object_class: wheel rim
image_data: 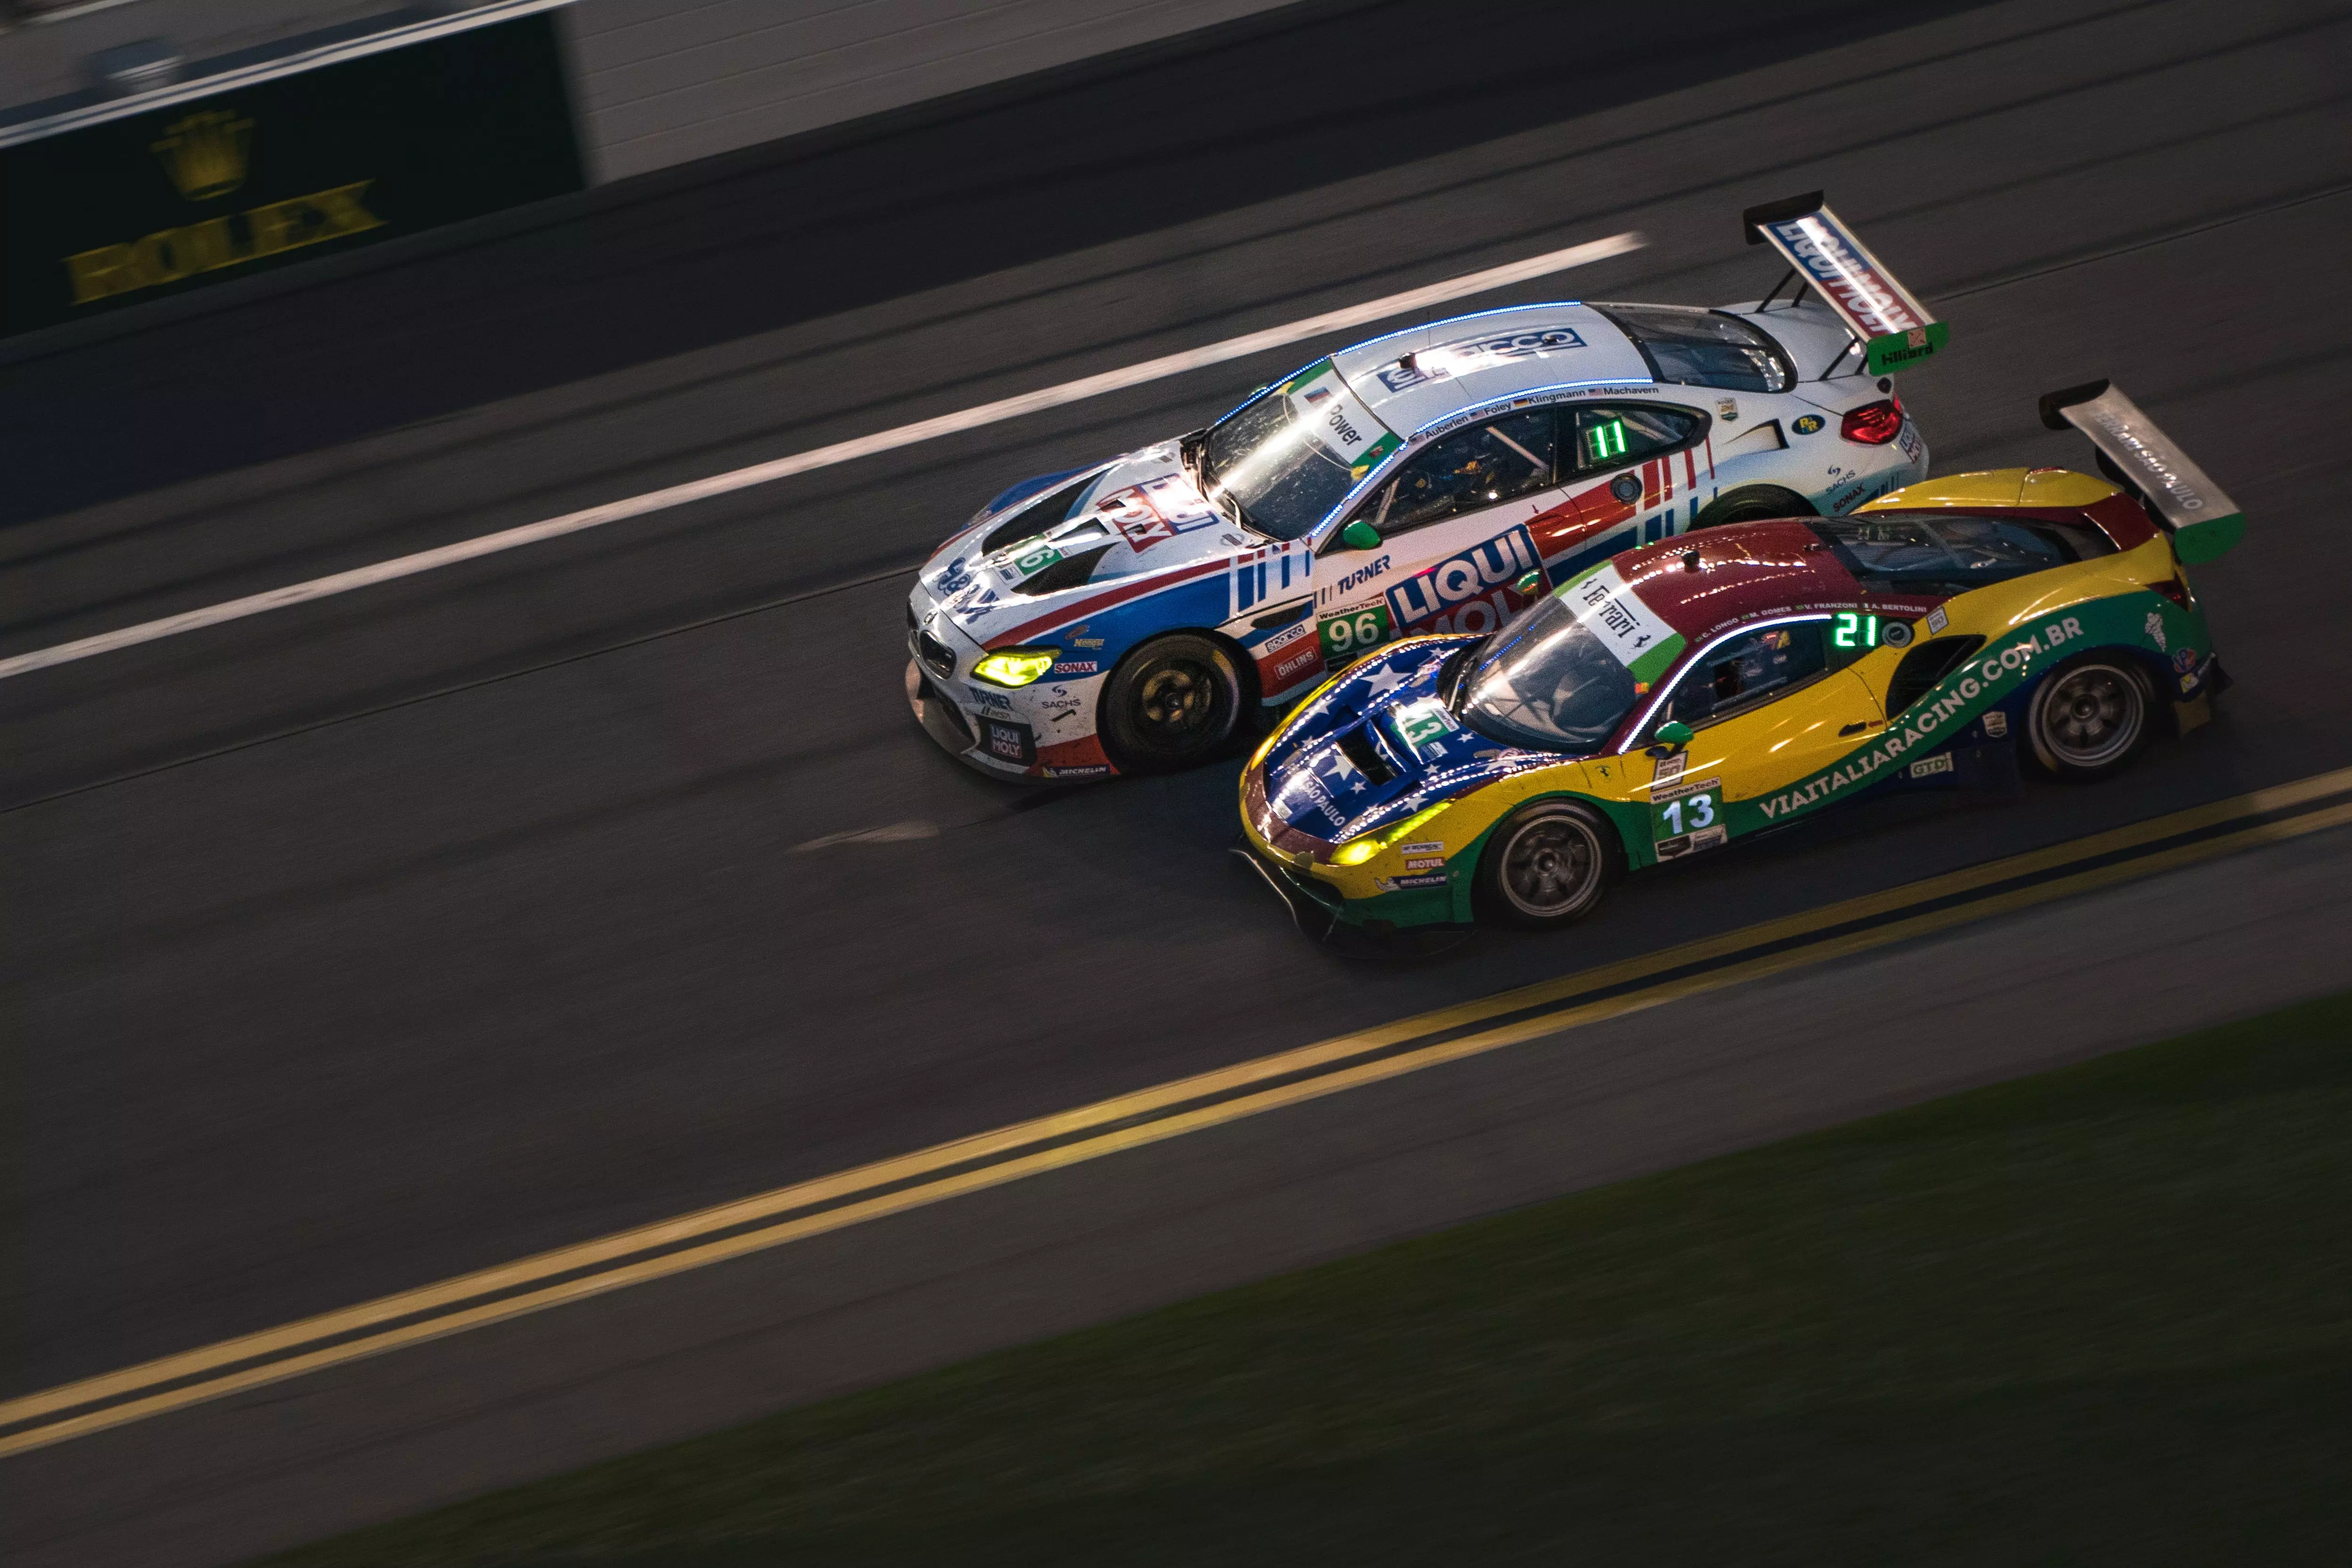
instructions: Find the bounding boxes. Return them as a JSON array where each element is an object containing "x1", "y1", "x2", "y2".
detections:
[
  {"x1": 2039, "y1": 665, "x2": 2142, "y2": 768},
  {"x1": 1500, "y1": 814, "x2": 1601, "y2": 918},
  {"x1": 1133, "y1": 659, "x2": 1220, "y2": 747}
]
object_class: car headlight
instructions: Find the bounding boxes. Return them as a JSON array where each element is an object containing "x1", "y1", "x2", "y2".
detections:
[
  {"x1": 1329, "y1": 801, "x2": 1450, "y2": 866},
  {"x1": 970, "y1": 648, "x2": 1058, "y2": 688}
]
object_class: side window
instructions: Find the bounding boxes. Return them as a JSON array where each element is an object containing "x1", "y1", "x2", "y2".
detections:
[
  {"x1": 1931, "y1": 516, "x2": 2074, "y2": 573},
  {"x1": 1657, "y1": 621, "x2": 1828, "y2": 730},
  {"x1": 1592, "y1": 304, "x2": 1795, "y2": 393},
  {"x1": 1571, "y1": 405, "x2": 1706, "y2": 475},
  {"x1": 1356, "y1": 411, "x2": 1557, "y2": 534}
]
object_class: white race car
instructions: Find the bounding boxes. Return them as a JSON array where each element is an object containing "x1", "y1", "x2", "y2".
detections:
[{"x1": 907, "y1": 196, "x2": 1941, "y2": 779}]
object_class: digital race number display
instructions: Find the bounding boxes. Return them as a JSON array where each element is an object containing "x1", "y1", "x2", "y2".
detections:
[
  {"x1": 1832, "y1": 611, "x2": 1884, "y2": 649},
  {"x1": 1582, "y1": 416, "x2": 1629, "y2": 465}
]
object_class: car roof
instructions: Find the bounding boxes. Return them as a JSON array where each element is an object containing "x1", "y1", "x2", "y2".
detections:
[
  {"x1": 1616, "y1": 519, "x2": 1859, "y2": 646},
  {"x1": 1329, "y1": 303, "x2": 1655, "y2": 438}
]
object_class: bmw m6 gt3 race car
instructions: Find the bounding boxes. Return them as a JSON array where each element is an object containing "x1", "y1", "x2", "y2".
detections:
[
  {"x1": 1236, "y1": 382, "x2": 2240, "y2": 936},
  {"x1": 906, "y1": 197, "x2": 1941, "y2": 781}
]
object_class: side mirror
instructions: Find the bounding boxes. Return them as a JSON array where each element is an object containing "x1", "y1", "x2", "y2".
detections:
[
  {"x1": 1652, "y1": 719, "x2": 1694, "y2": 750},
  {"x1": 1340, "y1": 519, "x2": 1383, "y2": 551}
]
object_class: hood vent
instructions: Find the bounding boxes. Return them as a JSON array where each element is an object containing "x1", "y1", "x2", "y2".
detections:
[
  {"x1": 1885, "y1": 635, "x2": 1984, "y2": 716},
  {"x1": 1012, "y1": 543, "x2": 1116, "y2": 596},
  {"x1": 1336, "y1": 727, "x2": 1397, "y2": 786},
  {"x1": 980, "y1": 474, "x2": 1096, "y2": 556}
]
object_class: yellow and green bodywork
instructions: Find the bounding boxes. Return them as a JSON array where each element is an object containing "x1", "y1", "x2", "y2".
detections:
[{"x1": 1240, "y1": 470, "x2": 2221, "y2": 931}]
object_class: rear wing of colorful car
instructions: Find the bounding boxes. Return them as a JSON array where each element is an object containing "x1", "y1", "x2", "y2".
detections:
[
  {"x1": 1743, "y1": 192, "x2": 1946, "y2": 375},
  {"x1": 2040, "y1": 380, "x2": 2245, "y2": 563}
]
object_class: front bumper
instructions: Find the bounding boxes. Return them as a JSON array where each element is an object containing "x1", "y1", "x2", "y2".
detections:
[
  {"x1": 904, "y1": 658, "x2": 1047, "y2": 780},
  {"x1": 1236, "y1": 766, "x2": 1467, "y2": 935}
]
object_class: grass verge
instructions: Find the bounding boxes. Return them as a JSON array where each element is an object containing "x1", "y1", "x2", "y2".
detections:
[{"x1": 264, "y1": 993, "x2": 2352, "y2": 1566}]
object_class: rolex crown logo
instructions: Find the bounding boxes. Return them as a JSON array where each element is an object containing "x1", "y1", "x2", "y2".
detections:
[{"x1": 152, "y1": 110, "x2": 254, "y2": 202}]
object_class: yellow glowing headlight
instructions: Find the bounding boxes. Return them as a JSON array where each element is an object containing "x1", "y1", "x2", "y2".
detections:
[
  {"x1": 970, "y1": 648, "x2": 1058, "y2": 687},
  {"x1": 1327, "y1": 802, "x2": 1451, "y2": 867}
]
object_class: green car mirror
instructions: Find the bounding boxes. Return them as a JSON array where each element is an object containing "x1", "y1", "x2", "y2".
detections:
[
  {"x1": 1340, "y1": 519, "x2": 1383, "y2": 551},
  {"x1": 1653, "y1": 720, "x2": 1695, "y2": 749},
  {"x1": 1515, "y1": 570, "x2": 1545, "y2": 597}
]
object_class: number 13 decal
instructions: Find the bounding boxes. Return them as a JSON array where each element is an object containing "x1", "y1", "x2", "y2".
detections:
[
  {"x1": 1650, "y1": 780, "x2": 1724, "y2": 857},
  {"x1": 1658, "y1": 791, "x2": 1716, "y2": 835}
]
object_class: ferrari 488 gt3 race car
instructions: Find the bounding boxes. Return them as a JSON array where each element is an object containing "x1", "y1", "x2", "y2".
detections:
[
  {"x1": 907, "y1": 197, "x2": 1941, "y2": 781},
  {"x1": 1236, "y1": 382, "x2": 2241, "y2": 936}
]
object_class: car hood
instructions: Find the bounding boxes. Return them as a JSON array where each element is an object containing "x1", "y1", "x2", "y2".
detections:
[
  {"x1": 919, "y1": 442, "x2": 1258, "y2": 637},
  {"x1": 1254, "y1": 638, "x2": 1561, "y2": 846}
]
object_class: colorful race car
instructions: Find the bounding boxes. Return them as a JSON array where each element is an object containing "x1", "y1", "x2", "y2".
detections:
[
  {"x1": 1236, "y1": 382, "x2": 2240, "y2": 936},
  {"x1": 906, "y1": 197, "x2": 1941, "y2": 780}
]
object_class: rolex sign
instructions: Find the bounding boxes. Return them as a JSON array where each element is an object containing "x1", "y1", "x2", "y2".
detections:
[{"x1": 0, "y1": 12, "x2": 583, "y2": 338}]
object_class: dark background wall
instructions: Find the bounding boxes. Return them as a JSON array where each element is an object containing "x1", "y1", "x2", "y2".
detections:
[{"x1": 0, "y1": 0, "x2": 1988, "y2": 531}]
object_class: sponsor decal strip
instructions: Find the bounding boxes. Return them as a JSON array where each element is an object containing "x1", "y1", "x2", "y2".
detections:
[
  {"x1": 10, "y1": 764, "x2": 2351, "y2": 1458},
  {"x1": 0, "y1": 232, "x2": 1644, "y2": 683},
  {"x1": 1736, "y1": 594, "x2": 2163, "y2": 834},
  {"x1": 983, "y1": 555, "x2": 1230, "y2": 651}
]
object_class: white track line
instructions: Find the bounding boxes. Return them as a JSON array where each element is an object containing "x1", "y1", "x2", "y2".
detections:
[{"x1": 0, "y1": 231, "x2": 1643, "y2": 683}]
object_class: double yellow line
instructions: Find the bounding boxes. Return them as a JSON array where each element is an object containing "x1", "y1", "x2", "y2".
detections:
[{"x1": 6, "y1": 765, "x2": 2349, "y2": 1459}]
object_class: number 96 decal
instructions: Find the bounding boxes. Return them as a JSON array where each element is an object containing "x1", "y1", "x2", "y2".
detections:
[
  {"x1": 1651, "y1": 778, "x2": 1727, "y2": 860},
  {"x1": 1319, "y1": 604, "x2": 1392, "y2": 661}
]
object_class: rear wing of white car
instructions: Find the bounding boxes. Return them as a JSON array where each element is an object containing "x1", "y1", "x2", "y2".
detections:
[
  {"x1": 2040, "y1": 380, "x2": 2245, "y2": 563},
  {"x1": 1743, "y1": 192, "x2": 1946, "y2": 375}
]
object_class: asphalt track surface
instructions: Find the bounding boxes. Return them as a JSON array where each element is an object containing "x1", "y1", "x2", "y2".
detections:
[{"x1": 5, "y1": 0, "x2": 2352, "y2": 1560}]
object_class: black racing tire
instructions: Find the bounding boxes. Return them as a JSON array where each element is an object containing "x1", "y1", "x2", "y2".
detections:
[
  {"x1": 2026, "y1": 653, "x2": 2153, "y2": 782},
  {"x1": 1690, "y1": 485, "x2": 1814, "y2": 531},
  {"x1": 1474, "y1": 799, "x2": 1623, "y2": 929},
  {"x1": 1099, "y1": 633, "x2": 1242, "y2": 772}
]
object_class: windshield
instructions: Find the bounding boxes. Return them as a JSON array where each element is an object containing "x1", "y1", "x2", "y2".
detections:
[
  {"x1": 1457, "y1": 592, "x2": 1639, "y2": 753},
  {"x1": 1200, "y1": 360, "x2": 1402, "y2": 541}
]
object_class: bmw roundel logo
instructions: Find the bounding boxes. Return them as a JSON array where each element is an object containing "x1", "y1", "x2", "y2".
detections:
[{"x1": 1792, "y1": 414, "x2": 1826, "y2": 436}]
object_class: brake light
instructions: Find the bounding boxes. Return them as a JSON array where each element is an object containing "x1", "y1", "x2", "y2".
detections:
[
  {"x1": 1840, "y1": 398, "x2": 1905, "y2": 445},
  {"x1": 2153, "y1": 574, "x2": 2194, "y2": 611}
]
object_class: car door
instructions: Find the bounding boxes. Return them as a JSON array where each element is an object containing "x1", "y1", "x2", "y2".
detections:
[
  {"x1": 1312, "y1": 408, "x2": 1561, "y2": 664},
  {"x1": 1622, "y1": 615, "x2": 1883, "y2": 860},
  {"x1": 1521, "y1": 401, "x2": 1714, "y2": 578}
]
